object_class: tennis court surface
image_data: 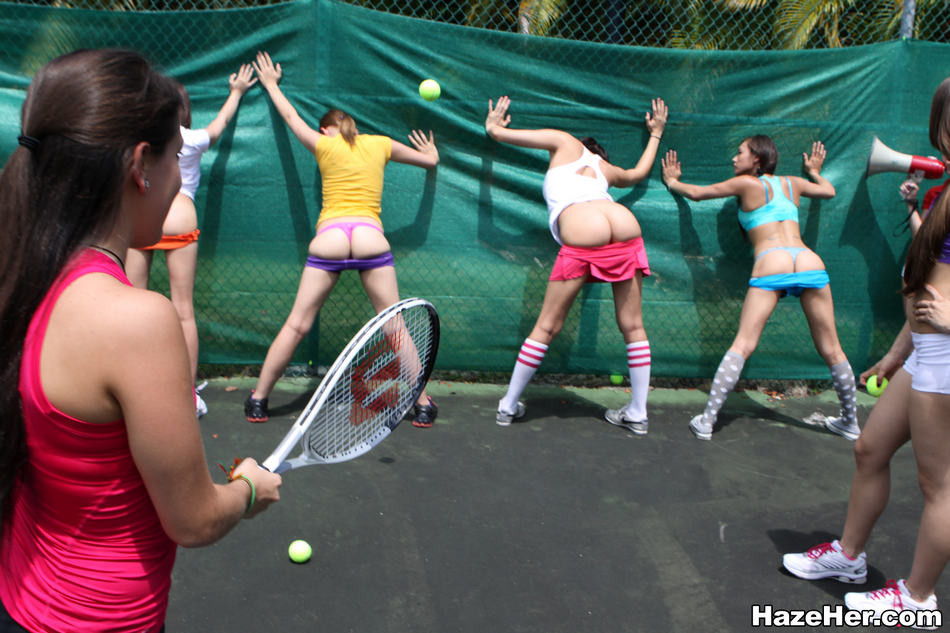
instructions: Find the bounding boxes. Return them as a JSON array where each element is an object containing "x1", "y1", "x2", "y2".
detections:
[{"x1": 167, "y1": 378, "x2": 943, "y2": 632}]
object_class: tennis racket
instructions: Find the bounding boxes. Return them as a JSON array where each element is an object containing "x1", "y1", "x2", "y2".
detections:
[{"x1": 260, "y1": 298, "x2": 439, "y2": 474}]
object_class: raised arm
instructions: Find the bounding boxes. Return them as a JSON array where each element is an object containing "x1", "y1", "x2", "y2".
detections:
[
  {"x1": 203, "y1": 64, "x2": 257, "y2": 147},
  {"x1": 661, "y1": 149, "x2": 753, "y2": 201},
  {"x1": 252, "y1": 51, "x2": 320, "y2": 154},
  {"x1": 791, "y1": 141, "x2": 835, "y2": 199},
  {"x1": 390, "y1": 129, "x2": 439, "y2": 169},
  {"x1": 602, "y1": 98, "x2": 668, "y2": 188},
  {"x1": 484, "y1": 95, "x2": 575, "y2": 153},
  {"x1": 900, "y1": 178, "x2": 923, "y2": 235}
]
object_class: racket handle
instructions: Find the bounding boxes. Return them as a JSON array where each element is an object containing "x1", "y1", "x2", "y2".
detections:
[{"x1": 261, "y1": 425, "x2": 305, "y2": 472}]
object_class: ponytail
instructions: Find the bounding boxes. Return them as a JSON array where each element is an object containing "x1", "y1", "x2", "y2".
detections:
[
  {"x1": 319, "y1": 109, "x2": 357, "y2": 146},
  {"x1": 0, "y1": 49, "x2": 181, "y2": 509}
]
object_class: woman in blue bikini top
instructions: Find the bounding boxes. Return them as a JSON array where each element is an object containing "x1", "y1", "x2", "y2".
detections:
[{"x1": 657, "y1": 136, "x2": 860, "y2": 442}]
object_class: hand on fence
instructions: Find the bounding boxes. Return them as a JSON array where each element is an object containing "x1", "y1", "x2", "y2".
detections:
[
  {"x1": 646, "y1": 98, "x2": 667, "y2": 136},
  {"x1": 661, "y1": 149, "x2": 682, "y2": 187},
  {"x1": 252, "y1": 50, "x2": 282, "y2": 88},
  {"x1": 229, "y1": 63, "x2": 257, "y2": 95},
  {"x1": 485, "y1": 96, "x2": 511, "y2": 138},
  {"x1": 802, "y1": 141, "x2": 826, "y2": 176},
  {"x1": 408, "y1": 129, "x2": 438, "y2": 163}
]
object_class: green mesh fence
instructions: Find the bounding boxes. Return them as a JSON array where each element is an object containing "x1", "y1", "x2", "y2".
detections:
[
  {"x1": 1, "y1": 0, "x2": 949, "y2": 379},
  {"x1": 5, "y1": 0, "x2": 950, "y2": 49}
]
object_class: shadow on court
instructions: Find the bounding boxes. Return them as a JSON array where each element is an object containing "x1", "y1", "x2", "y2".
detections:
[{"x1": 167, "y1": 379, "x2": 942, "y2": 632}]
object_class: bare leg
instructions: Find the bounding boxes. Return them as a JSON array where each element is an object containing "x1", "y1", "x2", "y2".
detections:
[
  {"x1": 498, "y1": 277, "x2": 587, "y2": 415},
  {"x1": 800, "y1": 285, "x2": 848, "y2": 366},
  {"x1": 698, "y1": 287, "x2": 779, "y2": 427},
  {"x1": 253, "y1": 266, "x2": 340, "y2": 400},
  {"x1": 612, "y1": 274, "x2": 645, "y2": 344},
  {"x1": 611, "y1": 274, "x2": 649, "y2": 420},
  {"x1": 165, "y1": 242, "x2": 199, "y2": 385},
  {"x1": 359, "y1": 265, "x2": 434, "y2": 408},
  {"x1": 839, "y1": 368, "x2": 913, "y2": 558},
  {"x1": 125, "y1": 248, "x2": 153, "y2": 290},
  {"x1": 800, "y1": 286, "x2": 857, "y2": 429},
  {"x1": 905, "y1": 388, "x2": 950, "y2": 601}
]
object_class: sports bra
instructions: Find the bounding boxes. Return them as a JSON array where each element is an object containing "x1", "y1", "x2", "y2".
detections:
[
  {"x1": 738, "y1": 175, "x2": 799, "y2": 232},
  {"x1": 542, "y1": 147, "x2": 613, "y2": 245}
]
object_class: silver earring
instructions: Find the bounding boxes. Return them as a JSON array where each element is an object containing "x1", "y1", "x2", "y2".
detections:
[{"x1": 144, "y1": 178, "x2": 150, "y2": 191}]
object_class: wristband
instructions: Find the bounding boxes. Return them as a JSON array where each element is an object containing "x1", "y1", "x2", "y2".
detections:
[
  {"x1": 651, "y1": 134, "x2": 662, "y2": 139},
  {"x1": 234, "y1": 474, "x2": 256, "y2": 515}
]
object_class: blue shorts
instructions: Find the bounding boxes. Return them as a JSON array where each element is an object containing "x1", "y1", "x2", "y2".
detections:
[{"x1": 748, "y1": 270, "x2": 830, "y2": 297}]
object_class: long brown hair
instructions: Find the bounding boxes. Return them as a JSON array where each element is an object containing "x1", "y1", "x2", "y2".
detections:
[
  {"x1": 903, "y1": 77, "x2": 950, "y2": 295},
  {"x1": 0, "y1": 49, "x2": 181, "y2": 508},
  {"x1": 744, "y1": 135, "x2": 778, "y2": 176},
  {"x1": 175, "y1": 80, "x2": 192, "y2": 129},
  {"x1": 319, "y1": 109, "x2": 358, "y2": 146}
]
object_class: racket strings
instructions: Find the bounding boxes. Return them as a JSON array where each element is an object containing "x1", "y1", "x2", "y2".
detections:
[{"x1": 304, "y1": 305, "x2": 435, "y2": 460}]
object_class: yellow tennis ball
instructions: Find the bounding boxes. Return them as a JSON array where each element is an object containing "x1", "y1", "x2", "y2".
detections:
[
  {"x1": 867, "y1": 375, "x2": 888, "y2": 397},
  {"x1": 288, "y1": 539, "x2": 312, "y2": 564},
  {"x1": 610, "y1": 374, "x2": 624, "y2": 385},
  {"x1": 419, "y1": 79, "x2": 441, "y2": 102}
]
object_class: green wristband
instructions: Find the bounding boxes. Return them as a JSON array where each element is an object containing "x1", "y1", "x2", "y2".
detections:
[{"x1": 235, "y1": 474, "x2": 256, "y2": 515}]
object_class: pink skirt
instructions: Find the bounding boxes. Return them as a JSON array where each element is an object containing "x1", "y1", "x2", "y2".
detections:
[{"x1": 549, "y1": 237, "x2": 651, "y2": 283}]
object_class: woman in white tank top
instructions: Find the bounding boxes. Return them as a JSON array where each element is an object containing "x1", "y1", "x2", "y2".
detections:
[{"x1": 485, "y1": 95, "x2": 667, "y2": 434}]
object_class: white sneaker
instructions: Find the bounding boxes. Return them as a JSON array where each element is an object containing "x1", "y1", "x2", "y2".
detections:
[
  {"x1": 195, "y1": 381, "x2": 208, "y2": 419},
  {"x1": 195, "y1": 392, "x2": 208, "y2": 418},
  {"x1": 824, "y1": 416, "x2": 861, "y2": 441},
  {"x1": 496, "y1": 401, "x2": 526, "y2": 426},
  {"x1": 604, "y1": 407, "x2": 648, "y2": 435},
  {"x1": 845, "y1": 579, "x2": 939, "y2": 630},
  {"x1": 782, "y1": 540, "x2": 867, "y2": 583},
  {"x1": 689, "y1": 414, "x2": 713, "y2": 440}
]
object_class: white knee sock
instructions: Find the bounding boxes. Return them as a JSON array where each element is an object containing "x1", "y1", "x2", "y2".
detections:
[
  {"x1": 625, "y1": 340, "x2": 651, "y2": 421},
  {"x1": 499, "y1": 338, "x2": 548, "y2": 414},
  {"x1": 703, "y1": 351, "x2": 745, "y2": 425}
]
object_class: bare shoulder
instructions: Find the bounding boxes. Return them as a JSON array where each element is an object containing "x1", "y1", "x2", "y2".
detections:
[
  {"x1": 43, "y1": 273, "x2": 187, "y2": 420},
  {"x1": 56, "y1": 274, "x2": 183, "y2": 358}
]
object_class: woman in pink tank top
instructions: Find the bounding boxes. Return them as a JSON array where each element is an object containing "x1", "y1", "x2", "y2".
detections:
[{"x1": 0, "y1": 49, "x2": 281, "y2": 633}]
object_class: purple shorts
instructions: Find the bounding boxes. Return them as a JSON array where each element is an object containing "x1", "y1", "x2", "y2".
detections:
[{"x1": 305, "y1": 252, "x2": 394, "y2": 272}]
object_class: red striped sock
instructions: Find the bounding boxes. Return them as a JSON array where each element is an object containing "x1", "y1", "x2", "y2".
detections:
[
  {"x1": 500, "y1": 338, "x2": 548, "y2": 413},
  {"x1": 626, "y1": 340, "x2": 651, "y2": 420}
]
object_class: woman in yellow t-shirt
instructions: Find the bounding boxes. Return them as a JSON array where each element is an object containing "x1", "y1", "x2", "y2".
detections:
[{"x1": 245, "y1": 51, "x2": 440, "y2": 426}]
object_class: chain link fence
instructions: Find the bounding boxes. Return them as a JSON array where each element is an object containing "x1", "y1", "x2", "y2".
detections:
[
  {"x1": 1, "y1": 0, "x2": 947, "y2": 382},
  {"x1": 5, "y1": 0, "x2": 949, "y2": 49}
]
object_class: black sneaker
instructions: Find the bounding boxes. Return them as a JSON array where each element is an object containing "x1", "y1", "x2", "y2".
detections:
[
  {"x1": 411, "y1": 396, "x2": 438, "y2": 428},
  {"x1": 245, "y1": 393, "x2": 269, "y2": 423}
]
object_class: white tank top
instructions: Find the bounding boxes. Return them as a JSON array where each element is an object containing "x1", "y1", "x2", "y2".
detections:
[
  {"x1": 542, "y1": 147, "x2": 612, "y2": 245},
  {"x1": 178, "y1": 126, "x2": 211, "y2": 201}
]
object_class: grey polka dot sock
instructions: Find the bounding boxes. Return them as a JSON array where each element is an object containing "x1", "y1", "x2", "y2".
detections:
[
  {"x1": 831, "y1": 360, "x2": 858, "y2": 427},
  {"x1": 703, "y1": 351, "x2": 745, "y2": 425}
]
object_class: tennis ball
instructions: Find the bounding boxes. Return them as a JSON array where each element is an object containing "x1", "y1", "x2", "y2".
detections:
[
  {"x1": 867, "y1": 374, "x2": 888, "y2": 397},
  {"x1": 288, "y1": 539, "x2": 312, "y2": 564},
  {"x1": 609, "y1": 374, "x2": 624, "y2": 385},
  {"x1": 419, "y1": 79, "x2": 441, "y2": 102}
]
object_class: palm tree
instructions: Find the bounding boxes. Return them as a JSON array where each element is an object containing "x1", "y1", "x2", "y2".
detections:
[{"x1": 516, "y1": 0, "x2": 568, "y2": 35}]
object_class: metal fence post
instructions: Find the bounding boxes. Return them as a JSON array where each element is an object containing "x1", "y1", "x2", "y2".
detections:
[{"x1": 900, "y1": 0, "x2": 916, "y2": 39}]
